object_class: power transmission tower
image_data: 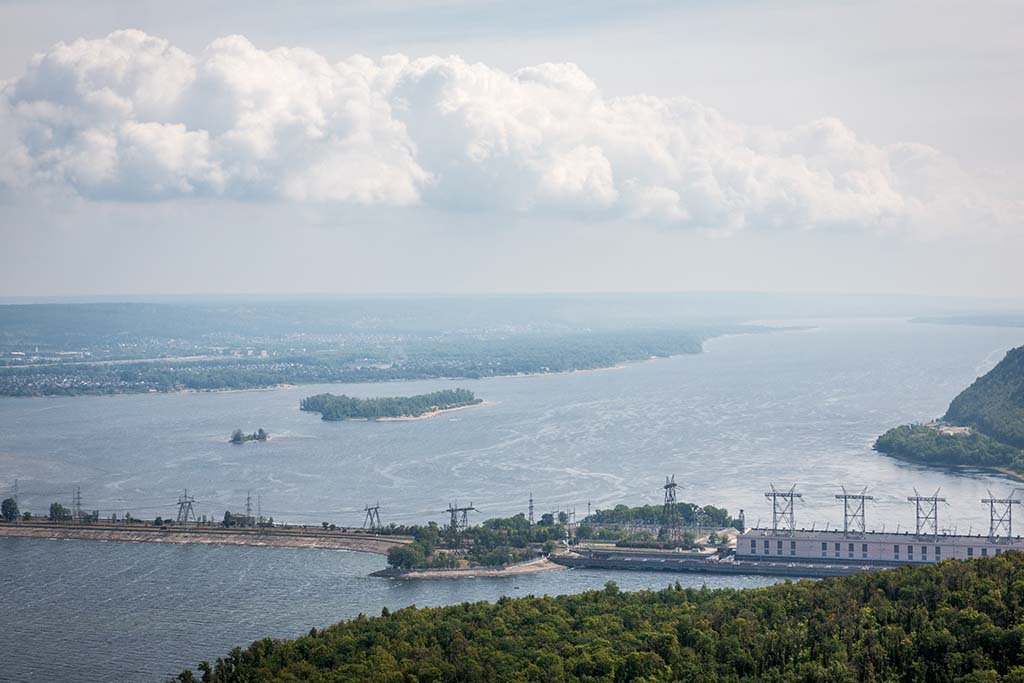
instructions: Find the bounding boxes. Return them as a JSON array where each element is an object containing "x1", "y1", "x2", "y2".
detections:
[
  {"x1": 982, "y1": 489, "x2": 1021, "y2": 542},
  {"x1": 72, "y1": 486, "x2": 82, "y2": 524},
  {"x1": 765, "y1": 484, "x2": 802, "y2": 535},
  {"x1": 528, "y1": 492, "x2": 535, "y2": 526},
  {"x1": 363, "y1": 502, "x2": 383, "y2": 532},
  {"x1": 907, "y1": 488, "x2": 946, "y2": 539},
  {"x1": 245, "y1": 490, "x2": 253, "y2": 527},
  {"x1": 445, "y1": 502, "x2": 477, "y2": 550},
  {"x1": 176, "y1": 489, "x2": 198, "y2": 530},
  {"x1": 836, "y1": 486, "x2": 874, "y2": 537},
  {"x1": 662, "y1": 475, "x2": 681, "y2": 539}
]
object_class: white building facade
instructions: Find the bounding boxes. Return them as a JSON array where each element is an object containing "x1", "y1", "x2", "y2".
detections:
[{"x1": 737, "y1": 527, "x2": 1024, "y2": 565}]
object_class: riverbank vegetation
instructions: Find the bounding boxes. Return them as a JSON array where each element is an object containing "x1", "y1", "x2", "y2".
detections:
[
  {"x1": 176, "y1": 551, "x2": 1024, "y2": 683},
  {"x1": 874, "y1": 424, "x2": 1024, "y2": 473},
  {"x1": 229, "y1": 428, "x2": 267, "y2": 444},
  {"x1": 876, "y1": 345, "x2": 1024, "y2": 475},
  {"x1": 300, "y1": 389, "x2": 481, "y2": 420}
]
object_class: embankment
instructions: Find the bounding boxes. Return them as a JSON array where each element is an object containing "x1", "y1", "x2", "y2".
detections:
[{"x1": 0, "y1": 523, "x2": 411, "y2": 555}]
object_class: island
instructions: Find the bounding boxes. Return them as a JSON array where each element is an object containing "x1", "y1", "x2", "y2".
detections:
[
  {"x1": 874, "y1": 345, "x2": 1024, "y2": 476},
  {"x1": 229, "y1": 428, "x2": 268, "y2": 444},
  {"x1": 300, "y1": 388, "x2": 483, "y2": 421}
]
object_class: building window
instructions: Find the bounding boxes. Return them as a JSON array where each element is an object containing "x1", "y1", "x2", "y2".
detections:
[
  {"x1": 967, "y1": 547, "x2": 974, "y2": 557},
  {"x1": 763, "y1": 539, "x2": 769, "y2": 553},
  {"x1": 894, "y1": 545, "x2": 900, "y2": 559},
  {"x1": 834, "y1": 542, "x2": 841, "y2": 558},
  {"x1": 862, "y1": 543, "x2": 868, "y2": 559},
  {"x1": 995, "y1": 548, "x2": 1001, "y2": 556},
  {"x1": 907, "y1": 545, "x2": 914, "y2": 560},
  {"x1": 935, "y1": 546, "x2": 941, "y2": 560},
  {"x1": 790, "y1": 541, "x2": 796, "y2": 556},
  {"x1": 750, "y1": 539, "x2": 757, "y2": 554},
  {"x1": 982, "y1": 548, "x2": 988, "y2": 557},
  {"x1": 821, "y1": 542, "x2": 828, "y2": 557},
  {"x1": 848, "y1": 542, "x2": 854, "y2": 559},
  {"x1": 777, "y1": 540, "x2": 783, "y2": 555},
  {"x1": 921, "y1": 546, "x2": 927, "y2": 561}
]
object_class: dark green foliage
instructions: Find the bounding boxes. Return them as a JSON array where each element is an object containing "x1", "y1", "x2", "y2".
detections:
[
  {"x1": 48, "y1": 502, "x2": 70, "y2": 521},
  {"x1": 181, "y1": 552, "x2": 1024, "y2": 683},
  {"x1": 229, "y1": 428, "x2": 267, "y2": 443},
  {"x1": 587, "y1": 502, "x2": 742, "y2": 530},
  {"x1": 1, "y1": 497, "x2": 18, "y2": 522},
  {"x1": 946, "y1": 346, "x2": 1024, "y2": 449},
  {"x1": 874, "y1": 424, "x2": 1024, "y2": 473},
  {"x1": 301, "y1": 389, "x2": 480, "y2": 420}
]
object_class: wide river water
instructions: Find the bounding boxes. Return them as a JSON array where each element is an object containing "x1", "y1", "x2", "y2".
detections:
[{"x1": 1, "y1": 317, "x2": 1023, "y2": 681}]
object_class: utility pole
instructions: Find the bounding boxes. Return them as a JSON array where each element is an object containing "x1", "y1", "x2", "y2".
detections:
[
  {"x1": 982, "y1": 489, "x2": 1021, "y2": 542},
  {"x1": 13, "y1": 479, "x2": 19, "y2": 524},
  {"x1": 245, "y1": 490, "x2": 253, "y2": 527},
  {"x1": 836, "y1": 486, "x2": 874, "y2": 537},
  {"x1": 528, "y1": 492, "x2": 535, "y2": 526},
  {"x1": 907, "y1": 488, "x2": 946, "y2": 540},
  {"x1": 257, "y1": 494, "x2": 262, "y2": 530},
  {"x1": 765, "y1": 484, "x2": 802, "y2": 536}
]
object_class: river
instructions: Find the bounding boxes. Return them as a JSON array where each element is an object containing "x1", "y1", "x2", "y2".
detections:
[{"x1": 1, "y1": 317, "x2": 1022, "y2": 681}]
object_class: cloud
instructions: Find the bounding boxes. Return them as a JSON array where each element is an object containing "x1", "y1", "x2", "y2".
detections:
[{"x1": 0, "y1": 29, "x2": 1016, "y2": 236}]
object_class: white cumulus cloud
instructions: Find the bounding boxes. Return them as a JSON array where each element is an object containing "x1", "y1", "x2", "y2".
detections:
[{"x1": 0, "y1": 29, "x2": 1016, "y2": 236}]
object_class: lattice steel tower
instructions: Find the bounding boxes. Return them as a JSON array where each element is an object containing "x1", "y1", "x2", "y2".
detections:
[
  {"x1": 982, "y1": 489, "x2": 1021, "y2": 542},
  {"x1": 836, "y1": 486, "x2": 874, "y2": 537},
  {"x1": 765, "y1": 484, "x2": 802, "y2": 535},
  {"x1": 662, "y1": 475, "x2": 681, "y2": 537},
  {"x1": 445, "y1": 502, "x2": 477, "y2": 550},
  {"x1": 363, "y1": 503, "x2": 383, "y2": 532},
  {"x1": 907, "y1": 488, "x2": 946, "y2": 539},
  {"x1": 176, "y1": 489, "x2": 198, "y2": 529}
]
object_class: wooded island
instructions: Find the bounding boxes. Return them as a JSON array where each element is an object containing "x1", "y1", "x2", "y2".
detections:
[{"x1": 300, "y1": 388, "x2": 482, "y2": 420}]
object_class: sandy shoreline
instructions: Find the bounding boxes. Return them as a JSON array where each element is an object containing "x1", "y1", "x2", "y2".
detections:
[
  {"x1": 374, "y1": 556, "x2": 566, "y2": 579},
  {"x1": 375, "y1": 400, "x2": 496, "y2": 421},
  {"x1": 0, "y1": 525, "x2": 411, "y2": 555}
]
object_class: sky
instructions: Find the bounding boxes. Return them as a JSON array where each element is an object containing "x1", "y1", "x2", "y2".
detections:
[{"x1": 0, "y1": 0, "x2": 1021, "y2": 299}]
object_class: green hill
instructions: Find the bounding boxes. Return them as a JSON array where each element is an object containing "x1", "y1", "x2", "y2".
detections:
[
  {"x1": 177, "y1": 552, "x2": 1024, "y2": 682},
  {"x1": 945, "y1": 346, "x2": 1024, "y2": 449},
  {"x1": 875, "y1": 345, "x2": 1024, "y2": 474}
]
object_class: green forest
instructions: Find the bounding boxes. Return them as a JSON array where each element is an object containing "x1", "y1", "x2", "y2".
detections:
[
  {"x1": 300, "y1": 389, "x2": 481, "y2": 420},
  {"x1": 875, "y1": 345, "x2": 1024, "y2": 474},
  {"x1": 177, "y1": 552, "x2": 1024, "y2": 682},
  {"x1": 874, "y1": 424, "x2": 1024, "y2": 474},
  {"x1": 945, "y1": 346, "x2": 1024, "y2": 449}
]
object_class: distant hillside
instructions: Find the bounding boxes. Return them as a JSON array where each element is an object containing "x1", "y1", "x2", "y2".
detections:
[
  {"x1": 875, "y1": 345, "x2": 1024, "y2": 475},
  {"x1": 945, "y1": 346, "x2": 1024, "y2": 448}
]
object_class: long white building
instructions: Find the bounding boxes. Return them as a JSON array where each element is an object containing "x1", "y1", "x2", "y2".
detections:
[{"x1": 736, "y1": 527, "x2": 1024, "y2": 565}]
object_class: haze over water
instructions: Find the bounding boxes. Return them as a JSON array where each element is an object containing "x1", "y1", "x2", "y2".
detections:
[{"x1": 2, "y1": 317, "x2": 1024, "y2": 681}]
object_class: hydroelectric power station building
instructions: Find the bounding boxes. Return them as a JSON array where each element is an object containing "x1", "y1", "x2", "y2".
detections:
[{"x1": 736, "y1": 486, "x2": 1024, "y2": 566}]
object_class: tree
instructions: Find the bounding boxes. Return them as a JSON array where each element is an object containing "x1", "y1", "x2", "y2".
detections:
[
  {"x1": 387, "y1": 544, "x2": 426, "y2": 570},
  {"x1": 49, "y1": 502, "x2": 70, "y2": 521},
  {"x1": 230, "y1": 429, "x2": 244, "y2": 444},
  {"x1": 1, "y1": 497, "x2": 17, "y2": 522}
]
